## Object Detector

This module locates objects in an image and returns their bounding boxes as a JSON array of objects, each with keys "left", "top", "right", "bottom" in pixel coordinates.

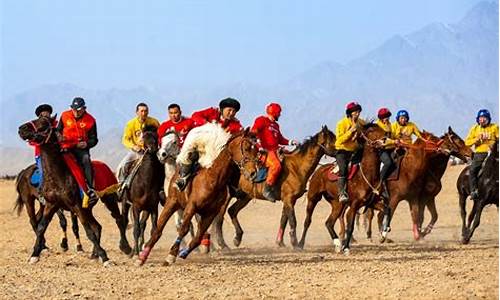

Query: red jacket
[
  {"left": 58, "top": 110, "right": 97, "bottom": 149},
  {"left": 157, "top": 117, "right": 195, "bottom": 147},
  {"left": 251, "top": 116, "right": 289, "bottom": 151},
  {"left": 191, "top": 107, "right": 243, "bottom": 135}
]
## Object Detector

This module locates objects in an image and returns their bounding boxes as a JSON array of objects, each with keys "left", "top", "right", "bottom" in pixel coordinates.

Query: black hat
[
  {"left": 219, "top": 97, "right": 240, "bottom": 112},
  {"left": 35, "top": 104, "right": 53, "bottom": 117},
  {"left": 70, "top": 97, "right": 86, "bottom": 110}
]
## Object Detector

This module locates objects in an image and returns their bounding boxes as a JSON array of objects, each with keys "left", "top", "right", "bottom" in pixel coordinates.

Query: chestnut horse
[
  {"left": 212, "top": 126, "right": 336, "bottom": 249},
  {"left": 457, "top": 142, "right": 498, "bottom": 244},
  {"left": 298, "top": 124, "right": 388, "bottom": 253},
  {"left": 18, "top": 116, "right": 129, "bottom": 265},
  {"left": 138, "top": 127, "right": 259, "bottom": 265}
]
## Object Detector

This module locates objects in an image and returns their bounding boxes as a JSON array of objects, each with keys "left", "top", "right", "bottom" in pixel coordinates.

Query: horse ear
[
  {"left": 51, "top": 113, "right": 58, "bottom": 123},
  {"left": 448, "top": 126, "right": 453, "bottom": 134},
  {"left": 244, "top": 127, "right": 250, "bottom": 136}
]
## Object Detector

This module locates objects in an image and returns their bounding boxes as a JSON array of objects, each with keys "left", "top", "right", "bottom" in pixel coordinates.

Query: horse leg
[
  {"left": 298, "top": 193, "right": 321, "bottom": 249},
  {"left": 138, "top": 210, "right": 150, "bottom": 252},
  {"left": 179, "top": 211, "right": 219, "bottom": 260},
  {"left": 138, "top": 199, "right": 179, "bottom": 265},
  {"left": 459, "top": 192, "right": 469, "bottom": 243},
  {"left": 29, "top": 203, "right": 58, "bottom": 263},
  {"left": 166, "top": 204, "right": 197, "bottom": 264},
  {"left": 76, "top": 208, "right": 110, "bottom": 264},
  {"left": 285, "top": 199, "right": 300, "bottom": 249},
  {"left": 56, "top": 209, "right": 69, "bottom": 251},
  {"left": 421, "top": 197, "right": 438, "bottom": 238},
  {"left": 341, "top": 201, "right": 360, "bottom": 255},
  {"left": 131, "top": 206, "right": 141, "bottom": 257},
  {"left": 365, "top": 208, "right": 374, "bottom": 240},
  {"left": 101, "top": 194, "right": 132, "bottom": 255},
  {"left": 409, "top": 200, "right": 421, "bottom": 241},
  {"left": 325, "top": 201, "right": 345, "bottom": 253},
  {"left": 276, "top": 205, "right": 289, "bottom": 247},
  {"left": 89, "top": 213, "right": 103, "bottom": 260},
  {"left": 464, "top": 200, "right": 486, "bottom": 244},
  {"left": 71, "top": 213, "right": 83, "bottom": 252},
  {"left": 228, "top": 195, "right": 251, "bottom": 247},
  {"left": 150, "top": 208, "right": 158, "bottom": 240},
  {"left": 212, "top": 199, "right": 231, "bottom": 250}
]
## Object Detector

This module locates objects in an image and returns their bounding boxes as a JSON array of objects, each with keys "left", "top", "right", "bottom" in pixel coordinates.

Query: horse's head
[
  {"left": 316, "top": 125, "right": 336, "bottom": 156},
  {"left": 142, "top": 125, "right": 159, "bottom": 153},
  {"left": 18, "top": 116, "right": 57, "bottom": 145},
  {"left": 358, "top": 122, "right": 386, "bottom": 147},
  {"left": 441, "top": 127, "right": 473, "bottom": 163},
  {"left": 227, "top": 128, "right": 259, "bottom": 181},
  {"left": 157, "top": 131, "right": 181, "bottom": 164}
]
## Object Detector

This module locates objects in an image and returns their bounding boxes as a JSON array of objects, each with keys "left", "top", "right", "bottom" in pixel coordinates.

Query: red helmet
[
  {"left": 266, "top": 102, "right": 282, "bottom": 118},
  {"left": 377, "top": 108, "right": 392, "bottom": 119},
  {"left": 345, "top": 101, "right": 362, "bottom": 116}
]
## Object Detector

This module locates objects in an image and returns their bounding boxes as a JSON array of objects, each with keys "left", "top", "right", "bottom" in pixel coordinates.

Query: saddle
[
  {"left": 30, "top": 167, "right": 42, "bottom": 188},
  {"left": 253, "top": 148, "right": 286, "bottom": 183},
  {"left": 386, "top": 153, "right": 404, "bottom": 181},
  {"left": 325, "top": 162, "right": 359, "bottom": 182}
]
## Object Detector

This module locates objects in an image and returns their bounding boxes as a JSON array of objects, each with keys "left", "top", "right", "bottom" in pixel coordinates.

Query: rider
[
  {"left": 30, "top": 104, "right": 56, "bottom": 203},
  {"left": 391, "top": 109, "right": 422, "bottom": 143},
  {"left": 375, "top": 107, "right": 396, "bottom": 199},
  {"left": 157, "top": 103, "right": 194, "bottom": 148},
  {"left": 117, "top": 102, "right": 160, "bottom": 184},
  {"left": 334, "top": 101, "right": 365, "bottom": 203},
  {"left": 176, "top": 97, "right": 243, "bottom": 191},
  {"left": 465, "top": 109, "right": 499, "bottom": 200},
  {"left": 57, "top": 97, "right": 98, "bottom": 202},
  {"left": 251, "top": 102, "right": 297, "bottom": 202}
]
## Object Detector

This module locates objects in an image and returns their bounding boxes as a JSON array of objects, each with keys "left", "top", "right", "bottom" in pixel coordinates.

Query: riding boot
[
  {"left": 262, "top": 184, "right": 278, "bottom": 203},
  {"left": 381, "top": 180, "right": 390, "bottom": 200},
  {"left": 175, "top": 163, "right": 193, "bottom": 191},
  {"left": 337, "top": 177, "right": 349, "bottom": 203}
]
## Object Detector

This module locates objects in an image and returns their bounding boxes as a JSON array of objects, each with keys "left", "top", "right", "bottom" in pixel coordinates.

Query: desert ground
[{"left": 0, "top": 165, "right": 497, "bottom": 299}]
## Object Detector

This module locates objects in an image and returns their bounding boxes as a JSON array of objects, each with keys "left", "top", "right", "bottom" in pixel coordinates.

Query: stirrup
[{"left": 338, "top": 193, "right": 349, "bottom": 203}]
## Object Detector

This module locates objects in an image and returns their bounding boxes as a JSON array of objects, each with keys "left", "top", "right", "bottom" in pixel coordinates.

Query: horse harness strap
[
  {"left": 120, "top": 153, "right": 146, "bottom": 199},
  {"left": 359, "top": 163, "right": 382, "bottom": 196}
]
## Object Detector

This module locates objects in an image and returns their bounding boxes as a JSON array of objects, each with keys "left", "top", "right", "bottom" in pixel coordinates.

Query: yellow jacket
[
  {"left": 335, "top": 116, "right": 364, "bottom": 151},
  {"left": 391, "top": 121, "right": 422, "bottom": 143},
  {"left": 376, "top": 119, "right": 396, "bottom": 149},
  {"left": 122, "top": 116, "right": 160, "bottom": 149},
  {"left": 465, "top": 123, "right": 499, "bottom": 153}
]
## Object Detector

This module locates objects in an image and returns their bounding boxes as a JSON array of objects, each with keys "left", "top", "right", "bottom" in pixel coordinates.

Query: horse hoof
[
  {"left": 461, "top": 238, "right": 470, "bottom": 245},
  {"left": 60, "top": 238, "right": 69, "bottom": 252},
  {"left": 233, "top": 238, "right": 242, "bottom": 247},
  {"left": 276, "top": 240, "right": 286, "bottom": 248},
  {"left": 165, "top": 254, "right": 176, "bottom": 265},
  {"left": 199, "top": 245, "right": 209, "bottom": 255},
  {"left": 29, "top": 256, "right": 40, "bottom": 264},
  {"left": 120, "top": 243, "right": 132, "bottom": 255},
  {"left": 342, "top": 248, "right": 350, "bottom": 256},
  {"left": 76, "top": 245, "right": 84, "bottom": 252},
  {"left": 179, "top": 248, "right": 189, "bottom": 259},
  {"left": 333, "top": 239, "right": 342, "bottom": 253},
  {"left": 135, "top": 259, "right": 145, "bottom": 267},
  {"left": 103, "top": 260, "right": 115, "bottom": 268},
  {"left": 90, "top": 253, "right": 99, "bottom": 260}
]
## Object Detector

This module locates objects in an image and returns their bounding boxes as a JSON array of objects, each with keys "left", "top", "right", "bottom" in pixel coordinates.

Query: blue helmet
[
  {"left": 396, "top": 110, "right": 409, "bottom": 122},
  {"left": 476, "top": 109, "right": 491, "bottom": 125}
]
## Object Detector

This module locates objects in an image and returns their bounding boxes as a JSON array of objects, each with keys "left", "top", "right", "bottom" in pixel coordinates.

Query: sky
[{"left": 1, "top": 0, "right": 487, "bottom": 99}]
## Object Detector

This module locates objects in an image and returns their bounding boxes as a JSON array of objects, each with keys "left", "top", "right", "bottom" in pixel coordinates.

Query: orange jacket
[{"left": 58, "top": 110, "right": 98, "bottom": 149}]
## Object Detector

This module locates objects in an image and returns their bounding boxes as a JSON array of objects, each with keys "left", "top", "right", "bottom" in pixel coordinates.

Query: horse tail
[{"left": 14, "top": 193, "right": 25, "bottom": 216}]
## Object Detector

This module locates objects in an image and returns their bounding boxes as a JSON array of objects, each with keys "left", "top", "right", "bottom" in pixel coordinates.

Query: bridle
[
  {"left": 233, "top": 136, "right": 259, "bottom": 181},
  {"left": 28, "top": 118, "right": 54, "bottom": 144}
]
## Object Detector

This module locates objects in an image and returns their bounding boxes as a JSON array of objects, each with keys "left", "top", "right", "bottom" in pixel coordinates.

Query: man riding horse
[
  {"left": 57, "top": 97, "right": 99, "bottom": 203},
  {"left": 176, "top": 97, "right": 243, "bottom": 191},
  {"left": 250, "top": 102, "right": 297, "bottom": 202},
  {"left": 157, "top": 103, "right": 194, "bottom": 148},
  {"left": 465, "top": 109, "right": 499, "bottom": 200}
]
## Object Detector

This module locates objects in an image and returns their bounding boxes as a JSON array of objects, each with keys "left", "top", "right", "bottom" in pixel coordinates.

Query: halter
[
  {"left": 28, "top": 119, "right": 53, "bottom": 144},
  {"left": 233, "top": 136, "right": 259, "bottom": 181}
]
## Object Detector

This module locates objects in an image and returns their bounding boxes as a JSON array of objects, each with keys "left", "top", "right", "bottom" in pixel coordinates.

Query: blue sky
[{"left": 1, "top": 0, "right": 486, "bottom": 98}]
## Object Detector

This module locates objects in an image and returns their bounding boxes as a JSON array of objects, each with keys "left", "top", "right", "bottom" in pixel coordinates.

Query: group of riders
[{"left": 29, "top": 97, "right": 498, "bottom": 206}]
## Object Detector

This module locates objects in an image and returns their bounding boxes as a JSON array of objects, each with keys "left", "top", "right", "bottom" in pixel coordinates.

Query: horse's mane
[{"left": 176, "top": 123, "right": 231, "bottom": 168}]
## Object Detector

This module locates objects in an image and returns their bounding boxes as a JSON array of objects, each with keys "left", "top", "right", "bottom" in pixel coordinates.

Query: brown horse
[
  {"left": 138, "top": 127, "right": 260, "bottom": 265},
  {"left": 121, "top": 126, "right": 165, "bottom": 257},
  {"left": 298, "top": 124, "right": 388, "bottom": 253},
  {"left": 457, "top": 142, "right": 498, "bottom": 244},
  {"left": 212, "top": 126, "right": 336, "bottom": 250},
  {"left": 15, "top": 164, "right": 84, "bottom": 252},
  {"left": 18, "top": 116, "right": 129, "bottom": 265}
]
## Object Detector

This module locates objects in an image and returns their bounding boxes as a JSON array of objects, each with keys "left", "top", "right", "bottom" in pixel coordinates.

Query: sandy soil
[{"left": 0, "top": 165, "right": 497, "bottom": 299}]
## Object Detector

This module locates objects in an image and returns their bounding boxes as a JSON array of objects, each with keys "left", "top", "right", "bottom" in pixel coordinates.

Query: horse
[
  {"left": 212, "top": 125, "right": 336, "bottom": 249},
  {"left": 120, "top": 126, "right": 165, "bottom": 257},
  {"left": 457, "top": 141, "right": 498, "bottom": 244},
  {"left": 138, "top": 125, "right": 260, "bottom": 265},
  {"left": 15, "top": 164, "right": 84, "bottom": 252},
  {"left": 18, "top": 115, "right": 130, "bottom": 265},
  {"left": 298, "top": 123, "right": 388, "bottom": 253}
]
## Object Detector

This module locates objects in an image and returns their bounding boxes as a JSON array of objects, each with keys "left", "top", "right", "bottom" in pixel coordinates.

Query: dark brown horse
[
  {"left": 15, "top": 164, "right": 84, "bottom": 252},
  {"left": 18, "top": 116, "right": 129, "bottom": 265},
  {"left": 121, "top": 126, "right": 165, "bottom": 256},
  {"left": 298, "top": 124, "right": 388, "bottom": 253},
  {"left": 138, "top": 127, "right": 259, "bottom": 265},
  {"left": 212, "top": 126, "right": 336, "bottom": 250},
  {"left": 457, "top": 142, "right": 498, "bottom": 244}
]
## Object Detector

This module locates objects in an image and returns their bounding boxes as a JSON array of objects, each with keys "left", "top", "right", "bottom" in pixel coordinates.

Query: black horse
[
  {"left": 121, "top": 125, "right": 165, "bottom": 257},
  {"left": 18, "top": 115, "right": 130, "bottom": 265},
  {"left": 457, "top": 142, "right": 499, "bottom": 244}
]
